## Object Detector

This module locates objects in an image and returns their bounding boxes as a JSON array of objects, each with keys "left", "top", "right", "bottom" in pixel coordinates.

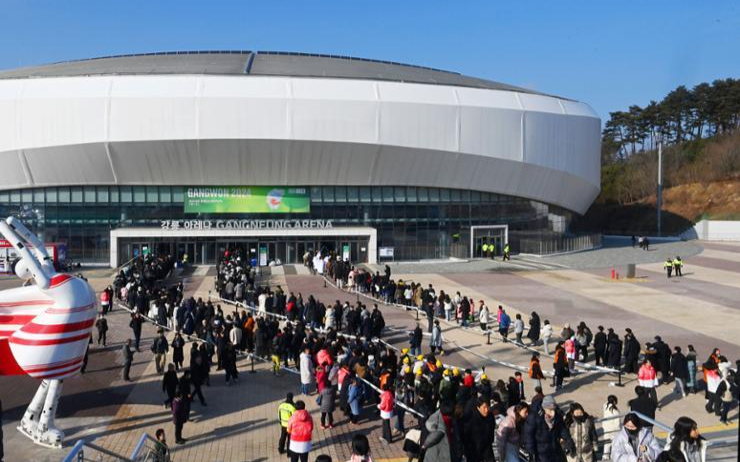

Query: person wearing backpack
[{"left": 716, "top": 370, "right": 737, "bottom": 425}]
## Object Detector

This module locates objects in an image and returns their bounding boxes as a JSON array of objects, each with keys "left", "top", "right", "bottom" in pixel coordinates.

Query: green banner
[{"left": 184, "top": 187, "right": 310, "bottom": 214}]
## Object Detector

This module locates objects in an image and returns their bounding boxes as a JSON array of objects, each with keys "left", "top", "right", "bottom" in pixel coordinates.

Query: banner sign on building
[
  {"left": 184, "top": 187, "right": 310, "bottom": 214},
  {"left": 161, "top": 219, "right": 332, "bottom": 230}
]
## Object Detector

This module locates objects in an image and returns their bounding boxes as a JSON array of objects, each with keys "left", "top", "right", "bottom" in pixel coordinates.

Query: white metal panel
[
  {"left": 0, "top": 80, "right": 22, "bottom": 152},
  {"left": 517, "top": 93, "right": 564, "bottom": 114},
  {"left": 459, "top": 106, "right": 522, "bottom": 161},
  {"left": 291, "top": 99, "right": 378, "bottom": 144},
  {"left": 455, "top": 87, "right": 521, "bottom": 110},
  {"left": 22, "top": 143, "right": 114, "bottom": 185},
  {"left": 378, "top": 101, "right": 458, "bottom": 152},
  {"left": 0, "top": 151, "right": 29, "bottom": 189}
]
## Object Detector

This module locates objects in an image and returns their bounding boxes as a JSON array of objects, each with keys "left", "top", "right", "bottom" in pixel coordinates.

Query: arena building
[{"left": 0, "top": 51, "right": 601, "bottom": 266}]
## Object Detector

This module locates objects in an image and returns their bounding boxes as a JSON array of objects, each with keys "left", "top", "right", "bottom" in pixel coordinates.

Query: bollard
[
  {"left": 249, "top": 354, "right": 256, "bottom": 374},
  {"left": 415, "top": 308, "right": 419, "bottom": 321},
  {"left": 487, "top": 330, "right": 491, "bottom": 345},
  {"left": 324, "top": 279, "right": 327, "bottom": 288},
  {"left": 611, "top": 268, "right": 615, "bottom": 280}
]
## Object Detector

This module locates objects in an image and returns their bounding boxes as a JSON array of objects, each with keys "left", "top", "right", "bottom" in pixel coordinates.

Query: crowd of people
[{"left": 110, "top": 250, "right": 738, "bottom": 462}]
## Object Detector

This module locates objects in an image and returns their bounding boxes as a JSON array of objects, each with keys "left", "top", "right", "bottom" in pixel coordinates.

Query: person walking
[
  {"left": 277, "top": 393, "right": 296, "bottom": 454},
  {"left": 130, "top": 312, "right": 144, "bottom": 351},
  {"left": 409, "top": 324, "right": 423, "bottom": 357},
  {"left": 523, "top": 395, "right": 575, "bottom": 462},
  {"left": 602, "top": 396, "right": 620, "bottom": 456},
  {"left": 609, "top": 413, "right": 661, "bottom": 462},
  {"left": 686, "top": 345, "right": 698, "bottom": 394},
  {"left": 287, "top": 400, "right": 314, "bottom": 462},
  {"left": 378, "top": 383, "right": 395, "bottom": 444},
  {"left": 553, "top": 343, "right": 569, "bottom": 390},
  {"left": 514, "top": 314, "right": 525, "bottom": 344},
  {"left": 95, "top": 313, "right": 108, "bottom": 347},
  {"left": 479, "top": 302, "right": 489, "bottom": 332},
  {"left": 171, "top": 332, "right": 185, "bottom": 371},
  {"left": 152, "top": 428, "right": 170, "bottom": 462},
  {"left": 529, "top": 354, "right": 545, "bottom": 390},
  {"left": 716, "top": 370, "right": 737, "bottom": 424},
  {"left": 664, "top": 258, "right": 673, "bottom": 278},
  {"left": 670, "top": 346, "right": 689, "bottom": 398},
  {"left": 542, "top": 320, "right": 553, "bottom": 355},
  {"left": 349, "top": 434, "right": 374, "bottom": 462},
  {"left": 299, "top": 346, "right": 315, "bottom": 395},
  {"left": 430, "top": 320, "right": 444, "bottom": 355},
  {"left": 162, "top": 364, "right": 178, "bottom": 408},
  {"left": 497, "top": 402, "right": 530, "bottom": 462},
  {"left": 664, "top": 417, "right": 706, "bottom": 462},
  {"left": 673, "top": 256, "right": 684, "bottom": 277},
  {"left": 499, "top": 309, "right": 511, "bottom": 342},
  {"left": 527, "top": 312, "right": 541, "bottom": 346},
  {"left": 319, "top": 379, "right": 336, "bottom": 429},
  {"left": 171, "top": 391, "right": 188, "bottom": 444},
  {"left": 122, "top": 339, "right": 134, "bottom": 381},
  {"left": 564, "top": 403, "right": 598, "bottom": 462},
  {"left": 503, "top": 242, "right": 511, "bottom": 261},
  {"left": 152, "top": 330, "right": 169, "bottom": 375},
  {"left": 464, "top": 395, "right": 496, "bottom": 462}
]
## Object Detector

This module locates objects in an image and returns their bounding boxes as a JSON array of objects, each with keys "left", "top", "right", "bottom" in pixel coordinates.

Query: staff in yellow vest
[
  {"left": 481, "top": 243, "right": 489, "bottom": 258},
  {"left": 503, "top": 243, "right": 511, "bottom": 261},
  {"left": 673, "top": 256, "right": 683, "bottom": 277},
  {"left": 277, "top": 393, "right": 296, "bottom": 454},
  {"left": 664, "top": 258, "right": 673, "bottom": 278}
]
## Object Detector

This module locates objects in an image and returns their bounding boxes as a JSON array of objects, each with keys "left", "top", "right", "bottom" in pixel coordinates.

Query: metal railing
[
  {"left": 516, "top": 232, "right": 602, "bottom": 256},
  {"left": 62, "top": 433, "right": 163, "bottom": 462}
]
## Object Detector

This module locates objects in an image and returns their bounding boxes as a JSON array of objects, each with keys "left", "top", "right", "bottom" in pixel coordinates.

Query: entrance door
[
  {"left": 177, "top": 242, "right": 196, "bottom": 264},
  {"left": 471, "top": 226, "right": 507, "bottom": 259}
]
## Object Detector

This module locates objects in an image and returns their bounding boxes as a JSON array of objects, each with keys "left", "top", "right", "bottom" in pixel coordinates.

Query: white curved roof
[{"left": 0, "top": 71, "right": 601, "bottom": 213}]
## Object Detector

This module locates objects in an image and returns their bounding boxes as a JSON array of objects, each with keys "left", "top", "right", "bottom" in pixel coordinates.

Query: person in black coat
[
  {"left": 172, "top": 333, "right": 185, "bottom": 371},
  {"left": 523, "top": 395, "right": 574, "bottom": 462},
  {"left": 162, "top": 364, "right": 179, "bottom": 408},
  {"left": 129, "top": 313, "right": 144, "bottom": 351},
  {"left": 593, "top": 326, "right": 607, "bottom": 366},
  {"left": 652, "top": 336, "right": 672, "bottom": 382},
  {"left": 670, "top": 346, "right": 689, "bottom": 397},
  {"left": 622, "top": 329, "right": 640, "bottom": 373},
  {"left": 628, "top": 386, "right": 657, "bottom": 429},
  {"left": 463, "top": 396, "right": 496, "bottom": 462},
  {"left": 606, "top": 333, "right": 622, "bottom": 369},
  {"left": 527, "top": 312, "right": 541, "bottom": 345}
]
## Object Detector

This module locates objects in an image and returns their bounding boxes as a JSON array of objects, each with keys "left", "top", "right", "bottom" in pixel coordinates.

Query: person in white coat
[
  {"left": 542, "top": 320, "right": 554, "bottom": 355},
  {"left": 299, "top": 347, "right": 315, "bottom": 396},
  {"left": 610, "top": 413, "right": 661, "bottom": 462},
  {"left": 601, "top": 395, "right": 621, "bottom": 456},
  {"left": 663, "top": 417, "right": 706, "bottom": 462},
  {"left": 479, "top": 303, "right": 490, "bottom": 331},
  {"left": 324, "top": 305, "right": 336, "bottom": 330},
  {"left": 430, "top": 320, "right": 444, "bottom": 355}
]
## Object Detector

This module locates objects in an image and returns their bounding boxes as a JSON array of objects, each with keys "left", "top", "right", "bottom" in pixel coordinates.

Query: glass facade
[{"left": 0, "top": 186, "right": 572, "bottom": 263}]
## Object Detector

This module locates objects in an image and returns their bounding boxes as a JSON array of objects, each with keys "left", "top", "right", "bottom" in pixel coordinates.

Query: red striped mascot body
[{"left": 0, "top": 217, "right": 96, "bottom": 448}]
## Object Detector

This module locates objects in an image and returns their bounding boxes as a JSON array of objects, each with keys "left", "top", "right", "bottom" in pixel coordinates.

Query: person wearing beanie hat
[{"left": 523, "top": 395, "right": 575, "bottom": 462}]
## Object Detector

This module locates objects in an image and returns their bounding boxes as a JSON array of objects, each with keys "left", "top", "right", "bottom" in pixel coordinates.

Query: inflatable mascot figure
[{"left": 0, "top": 217, "right": 96, "bottom": 448}]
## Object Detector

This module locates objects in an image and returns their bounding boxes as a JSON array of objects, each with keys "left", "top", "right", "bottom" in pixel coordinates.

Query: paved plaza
[{"left": 1, "top": 240, "right": 739, "bottom": 461}]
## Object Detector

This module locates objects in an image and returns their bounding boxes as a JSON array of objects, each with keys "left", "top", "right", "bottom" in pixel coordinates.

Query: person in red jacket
[
  {"left": 638, "top": 359, "right": 659, "bottom": 405},
  {"left": 287, "top": 400, "right": 314, "bottom": 462},
  {"left": 378, "top": 383, "right": 395, "bottom": 444}
]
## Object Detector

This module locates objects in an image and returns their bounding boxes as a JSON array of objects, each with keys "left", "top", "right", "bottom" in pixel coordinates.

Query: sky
[{"left": 1, "top": 1, "right": 739, "bottom": 123}]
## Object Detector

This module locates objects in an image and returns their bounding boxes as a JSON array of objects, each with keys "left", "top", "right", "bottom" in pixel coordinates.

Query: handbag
[
  {"left": 518, "top": 447, "right": 531, "bottom": 462},
  {"left": 403, "top": 429, "right": 422, "bottom": 454}
]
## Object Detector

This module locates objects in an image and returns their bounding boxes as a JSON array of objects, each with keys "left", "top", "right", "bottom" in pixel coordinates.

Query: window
[
  {"left": 439, "top": 189, "right": 450, "bottom": 202},
  {"left": 359, "top": 187, "right": 372, "bottom": 203},
  {"left": 394, "top": 187, "right": 406, "bottom": 203},
  {"left": 84, "top": 187, "right": 96, "bottom": 203},
  {"left": 33, "top": 189, "right": 44, "bottom": 203},
  {"left": 471, "top": 191, "right": 481, "bottom": 202},
  {"left": 428, "top": 188, "right": 440, "bottom": 202},
  {"left": 172, "top": 187, "right": 184, "bottom": 203},
  {"left": 310, "top": 187, "right": 322, "bottom": 203},
  {"left": 406, "top": 187, "right": 417, "bottom": 203},
  {"left": 346, "top": 186, "right": 359, "bottom": 203},
  {"left": 371, "top": 187, "right": 382, "bottom": 203},
  {"left": 22, "top": 190, "right": 32, "bottom": 203},
  {"left": 120, "top": 187, "right": 132, "bottom": 203},
  {"left": 159, "top": 187, "right": 171, "bottom": 203},
  {"left": 322, "top": 187, "right": 334, "bottom": 203},
  {"left": 0, "top": 191, "right": 8, "bottom": 202},
  {"left": 334, "top": 186, "right": 346, "bottom": 203},
  {"left": 58, "top": 188, "right": 70, "bottom": 203},
  {"left": 71, "top": 188, "right": 83, "bottom": 203},
  {"left": 97, "top": 187, "right": 109, "bottom": 203},
  {"left": 418, "top": 188, "right": 429, "bottom": 202},
  {"left": 110, "top": 188, "right": 120, "bottom": 203},
  {"left": 133, "top": 187, "right": 146, "bottom": 203},
  {"left": 146, "top": 186, "right": 158, "bottom": 203},
  {"left": 382, "top": 187, "right": 394, "bottom": 203}
]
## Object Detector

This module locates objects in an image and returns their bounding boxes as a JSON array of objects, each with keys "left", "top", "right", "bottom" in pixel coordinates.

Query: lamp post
[{"left": 657, "top": 137, "right": 663, "bottom": 237}]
